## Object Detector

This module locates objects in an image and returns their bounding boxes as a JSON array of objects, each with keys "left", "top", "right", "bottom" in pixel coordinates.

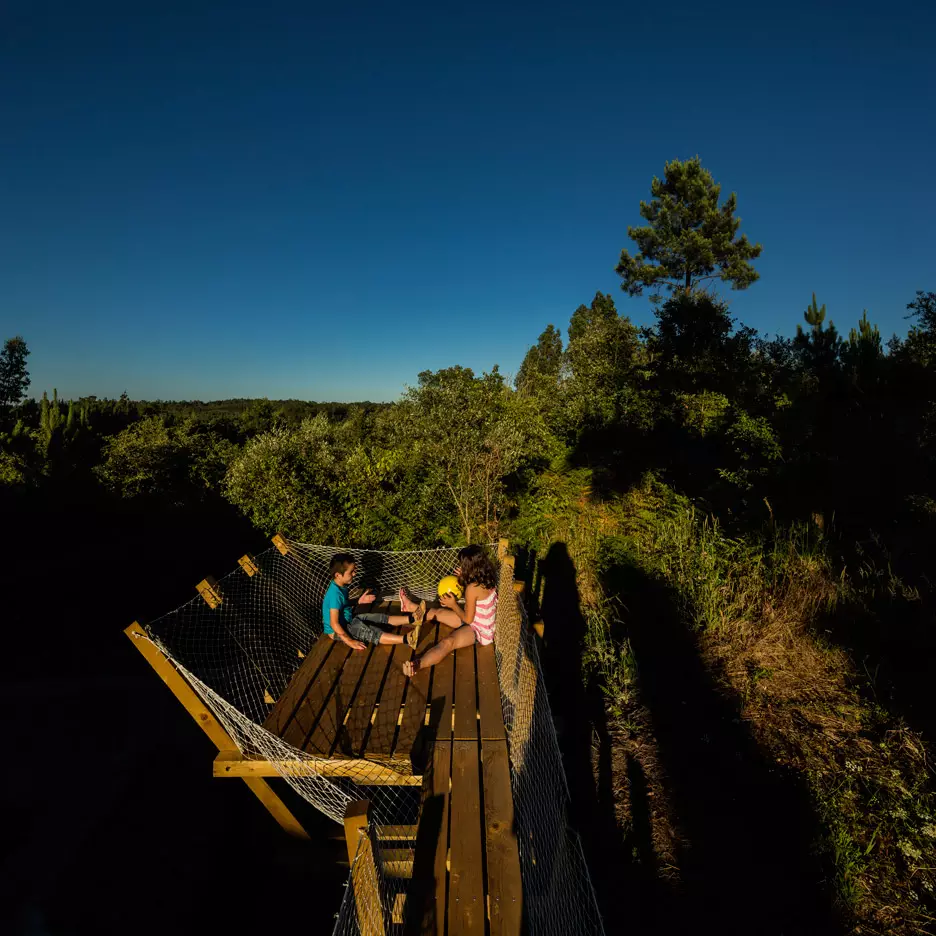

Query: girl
[{"left": 400, "top": 544, "right": 498, "bottom": 677}]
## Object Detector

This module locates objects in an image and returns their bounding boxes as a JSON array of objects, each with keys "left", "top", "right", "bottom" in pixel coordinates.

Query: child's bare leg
[
  {"left": 387, "top": 614, "right": 412, "bottom": 626},
  {"left": 426, "top": 608, "right": 462, "bottom": 629},
  {"left": 378, "top": 632, "right": 404, "bottom": 645},
  {"left": 403, "top": 625, "right": 475, "bottom": 677}
]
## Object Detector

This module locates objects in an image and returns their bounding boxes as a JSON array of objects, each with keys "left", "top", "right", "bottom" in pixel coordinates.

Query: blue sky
[{"left": 2, "top": 0, "right": 934, "bottom": 402}]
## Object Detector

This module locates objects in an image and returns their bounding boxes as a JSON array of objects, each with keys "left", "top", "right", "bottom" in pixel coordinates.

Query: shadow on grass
[{"left": 534, "top": 541, "right": 843, "bottom": 936}]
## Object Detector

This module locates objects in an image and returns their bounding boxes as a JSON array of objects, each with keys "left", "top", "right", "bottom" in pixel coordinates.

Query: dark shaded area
[
  {"left": 818, "top": 583, "right": 936, "bottom": 749},
  {"left": 534, "top": 542, "right": 668, "bottom": 931},
  {"left": 534, "top": 541, "right": 843, "bottom": 936},
  {"left": 0, "top": 491, "right": 346, "bottom": 936}
]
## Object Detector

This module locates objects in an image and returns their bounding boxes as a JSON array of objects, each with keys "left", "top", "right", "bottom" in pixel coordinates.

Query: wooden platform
[{"left": 256, "top": 604, "right": 523, "bottom": 934}]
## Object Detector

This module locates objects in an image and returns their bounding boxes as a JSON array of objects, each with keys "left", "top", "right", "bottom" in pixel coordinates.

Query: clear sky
[{"left": 2, "top": 0, "right": 934, "bottom": 402}]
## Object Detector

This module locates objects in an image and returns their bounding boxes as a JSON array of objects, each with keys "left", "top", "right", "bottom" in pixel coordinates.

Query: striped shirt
[{"left": 469, "top": 588, "right": 498, "bottom": 646}]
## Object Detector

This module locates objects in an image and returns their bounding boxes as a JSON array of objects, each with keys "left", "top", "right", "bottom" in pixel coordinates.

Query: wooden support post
[
  {"left": 238, "top": 554, "right": 260, "bottom": 577},
  {"left": 343, "top": 800, "right": 387, "bottom": 936},
  {"left": 272, "top": 533, "right": 289, "bottom": 556},
  {"left": 497, "top": 538, "right": 509, "bottom": 560},
  {"left": 195, "top": 576, "right": 222, "bottom": 609},
  {"left": 123, "top": 622, "right": 309, "bottom": 839}
]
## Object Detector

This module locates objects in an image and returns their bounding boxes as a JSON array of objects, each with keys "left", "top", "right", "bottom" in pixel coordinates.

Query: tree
[
  {"left": 616, "top": 157, "right": 762, "bottom": 299},
  {"left": 794, "top": 293, "right": 841, "bottom": 377},
  {"left": 0, "top": 336, "right": 30, "bottom": 411},
  {"left": 516, "top": 324, "right": 563, "bottom": 394},
  {"left": 400, "top": 366, "right": 554, "bottom": 543},
  {"left": 568, "top": 291, "right": 618, "bottom": 342},
  {"left": 95, "top": 415, "right": 235, "bottom": 505},
  {"left": 560, "top": 293, "right": 648, "bottom": 442}
]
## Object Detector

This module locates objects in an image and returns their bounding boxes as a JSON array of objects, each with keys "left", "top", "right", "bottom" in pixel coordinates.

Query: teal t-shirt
[{"left": 322, "top": 580, "right": 353, "bottom": 635}]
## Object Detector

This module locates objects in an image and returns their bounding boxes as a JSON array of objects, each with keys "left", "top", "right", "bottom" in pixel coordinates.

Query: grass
[
  {"left": 514, "top": 469, "right": 936, "bottom": 934},
  {"left": 614, "top": 477, "right": 936, "bottom": 933}
]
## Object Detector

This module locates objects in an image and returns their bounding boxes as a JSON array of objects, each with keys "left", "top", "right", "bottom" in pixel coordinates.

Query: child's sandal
[{"left": 406, "top": 600, "right": 426, "bottom": 649}]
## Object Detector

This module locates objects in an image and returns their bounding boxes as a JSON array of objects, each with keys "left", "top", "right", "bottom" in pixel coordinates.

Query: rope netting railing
[
  {"left": 138, "top": 536, "right": 604, "bottom": 935},
  {"left": 142, "top": 539, "right": 467, "bottom": 826}
]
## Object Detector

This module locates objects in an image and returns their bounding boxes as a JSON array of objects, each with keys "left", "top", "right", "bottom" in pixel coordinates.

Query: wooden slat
[
  {"left": 376, "top": 825, "right": 418, "bottom": 841},
  {"left": 449, "top": 740, "right": 485, "bottom": 934},
  {"left": 311, "top": 643, "right": 373, "bottom": 757},
  {"left": 405, "top": 740, "right": 452, "bottom": 936},
  {"left": 393, "top": 622, "right": 439, "bottom": 760},
  {"left": 263, "top": 636, "right": 335, "bottom": 737},
  {"left": 213, "top": 751, "right": 421, "bottom": 785},
  {"left": 281, "top": 642, "right": 351, "bottom": 751},
  {"left": 475, "top": 644, "right": 506, "bottom": 741},
  {"left": 427, "top": 638, "right": 455, "bottom": 742},
  {"left": 342, "top": 644, "right": 395, "bottom": 756},
  {"left": 453, "top": 643, "right": 478, "bottom": 741},
  {"left": 367, "top": 640, "right": 415, "bottom": 757},
  {"left": 482, "top": 739, "right": 523, "bottom": 935}
]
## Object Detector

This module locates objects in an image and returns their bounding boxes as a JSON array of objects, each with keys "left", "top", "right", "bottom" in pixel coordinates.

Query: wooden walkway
[
  {"left": 252, "top": 605, "right": 523, "bottom": 935},
  {"left": 127, "top": 582, "right": 525, "bottom": 934}
]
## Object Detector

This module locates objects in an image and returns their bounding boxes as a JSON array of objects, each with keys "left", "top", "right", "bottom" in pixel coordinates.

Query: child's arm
[
  {"left": 353, "top": 589, "right": 376, "bottom": 608},
  {"left": 329, "top": 608, "right": 366, "bottom": 650},
  {"left": 439, "top": 585, "right": 478, "bottom": 624}
]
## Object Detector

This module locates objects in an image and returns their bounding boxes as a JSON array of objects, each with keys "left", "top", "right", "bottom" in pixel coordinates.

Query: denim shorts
[{"left": 346, "top": 613, "right": 390, "bottom": 645}]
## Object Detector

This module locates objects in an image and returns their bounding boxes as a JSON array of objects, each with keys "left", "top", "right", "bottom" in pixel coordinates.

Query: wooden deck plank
[
  {"left": 482, "top": 739, "right": 523, "bottom": 934},
  {"left": 448, "top": 740, "right": 485, "bottom": 934},
  {"left": 281, "top": 641, "right": 351, "bottom": 751},
  {"left": 405, "top": 740, "right": 452, "bottom": 936},
  {"left": 309, "top": 643, "right": 373, "bottom": 757},
  {"left": 366, "top": 641, "right": 414, "bottom": 758},
  {"left": 475, "top": 644, "right": 506, "bottom": 741},
  {"left": 393, "top": 622, "right": 439, "bottom": 761},
  {"left": 263, "top": 636, "right": 335, "bottom": 737},
  {"left": 341, "top": 644, "right": 395, "bottom": 757},
  {"left": 427, "top": 637, "right": 456, "bottom": 742},
  {"left": 453, "top": 643, "right": 479, "bottom": 741}
]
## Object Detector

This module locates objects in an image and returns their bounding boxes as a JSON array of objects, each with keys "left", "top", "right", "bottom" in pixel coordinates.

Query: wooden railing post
[
  {"left": 123, "top": 621, "right": 309, "bottom": 839},
  {"left": 343, "top": 800, "right": 387, "bottom": 936}
]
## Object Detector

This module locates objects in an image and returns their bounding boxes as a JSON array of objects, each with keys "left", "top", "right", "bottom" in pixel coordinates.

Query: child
[
  {"left": 401, "top": 544, "right": 498, "bottom": 676},
  {"left": 323, "top": 552, "right": 424, "bottom": 650}
]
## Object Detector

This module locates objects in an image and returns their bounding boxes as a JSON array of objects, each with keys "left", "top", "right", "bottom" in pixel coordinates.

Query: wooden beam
[
  {"left": 272, "top": 532, "right": 289, "bottom": 555},
  {"left": 238, "top": 554, "right": 260, "bottom": 577},
  {"left": 124, "top": 622, "right": 310, "bottom": 838},
  {"left": 195, "top": 576, "right": 222, "bottom": 609},
  {"left": 124, "top": 622, "right": 234, "bottom": 751},
  {"left": 213, "top": 751, "right": 422, "bottom": 786},
  {"left": 344, "top": 800, "right": 387, "bottom": 936},
  {"left": 497, "top": 538, "right": 509, "bottom": 560},
  {"left": 241, "top": 777, "right": 309, "bottom": 839}
]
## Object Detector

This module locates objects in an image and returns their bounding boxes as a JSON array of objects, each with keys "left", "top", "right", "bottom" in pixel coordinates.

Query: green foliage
[
  {"left": 400, "top": 366, "right": 556, "bottom": 543},
  {"left": 716, "top": 409, "right": 783, "bottom": 492},
  {"left": 516, "top": 324, "right": 563, "bottom": 392},
  {"left": 0, "top": 336, "right": 30, "bottom": 411},
  {"left": 95, "top": 416, "right": 235, "bottom": 504},
  {"left": 560, "top": 293, "right": 649, "bottom": 440},
  {"left": 615, "top": 157, "right": 762, "bottom": 299}
]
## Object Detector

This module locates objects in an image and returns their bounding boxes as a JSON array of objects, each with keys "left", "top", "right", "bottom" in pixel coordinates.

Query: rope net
[{"left": 141, "top": 537, "right": 603, "bottom": 935}]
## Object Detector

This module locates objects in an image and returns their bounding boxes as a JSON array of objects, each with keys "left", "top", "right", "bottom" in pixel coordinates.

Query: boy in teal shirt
[{"left": 323, "top": 552, "right": 424, "bottom": 650}]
